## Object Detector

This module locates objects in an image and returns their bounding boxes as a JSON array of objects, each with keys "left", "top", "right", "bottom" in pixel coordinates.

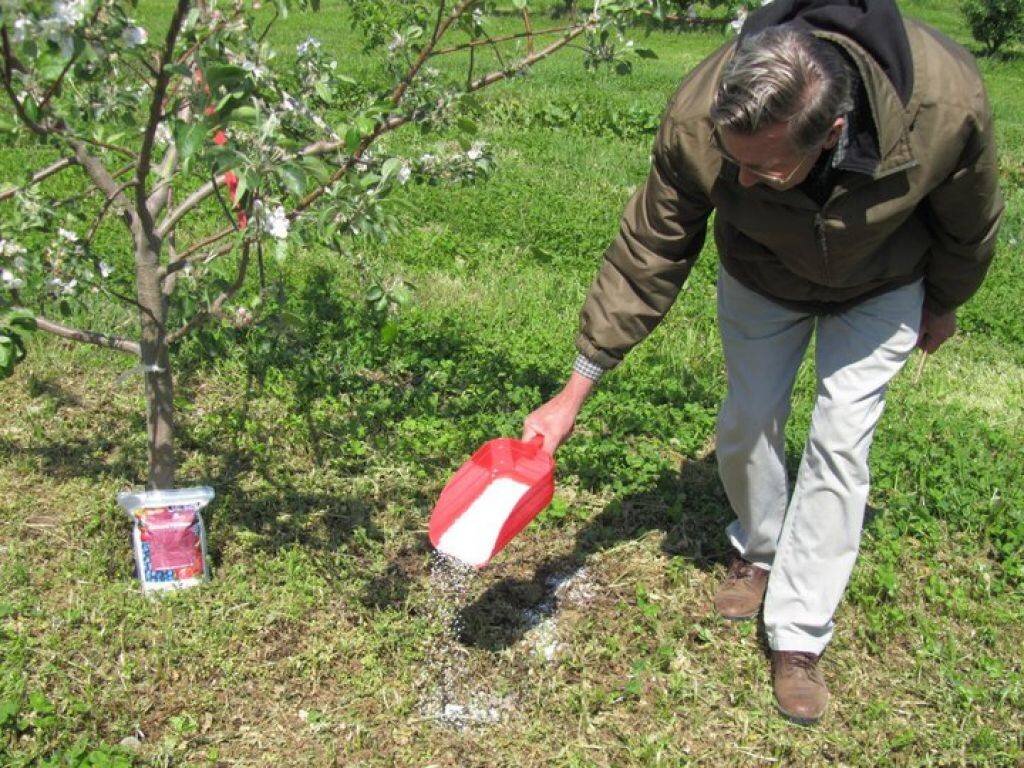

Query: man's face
[{"left": 715, "top": 118, "right": 844, "bottom": 191}]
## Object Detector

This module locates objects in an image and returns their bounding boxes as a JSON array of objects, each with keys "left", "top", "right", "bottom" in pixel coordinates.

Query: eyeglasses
[{"left": 709, "top": 130, "right": 820, "bottom": 186}]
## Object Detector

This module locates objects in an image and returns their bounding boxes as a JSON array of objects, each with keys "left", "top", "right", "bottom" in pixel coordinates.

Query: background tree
[
  {"left": 960, "top": 0, "right": 1024, "bottom": 56},
  {"left": 0, "top": 0, "right": 663, "bottom": 489}
]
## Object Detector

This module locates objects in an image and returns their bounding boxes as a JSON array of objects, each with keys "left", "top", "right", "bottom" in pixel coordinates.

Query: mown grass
[{"left": 1, "top": 1, "right": 1022, "bottom": 766}]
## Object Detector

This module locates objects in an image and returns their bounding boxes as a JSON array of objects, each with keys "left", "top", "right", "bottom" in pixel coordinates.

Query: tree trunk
[{"left": 135, "top": 230, "right": 176, "bottom": 489}]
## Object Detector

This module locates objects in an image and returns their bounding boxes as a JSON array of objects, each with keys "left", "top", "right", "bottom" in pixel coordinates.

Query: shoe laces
[
  {"left": 779, "top": 651, "right": 821, "bottom": 681},
  {"left": 727, "top": 556, "right": 757, "bottom": 583}
]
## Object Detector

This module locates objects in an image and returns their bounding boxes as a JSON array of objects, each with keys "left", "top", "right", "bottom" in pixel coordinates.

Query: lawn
[{"left": 0, "top": 1, "right": 1022, "bottom": 765}]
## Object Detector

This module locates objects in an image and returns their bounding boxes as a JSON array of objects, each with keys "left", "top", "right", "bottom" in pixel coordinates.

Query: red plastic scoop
[{"left": 428, "top": 435, "right": 555, "bottom": 567}]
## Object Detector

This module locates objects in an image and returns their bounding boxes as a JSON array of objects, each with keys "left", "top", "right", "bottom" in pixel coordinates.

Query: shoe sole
[
  {"left": 715, "top": 605, "right": 761, "bottom": 621},
  {"left": 777, "top": 704, "right": 826, "bottom": 726}
]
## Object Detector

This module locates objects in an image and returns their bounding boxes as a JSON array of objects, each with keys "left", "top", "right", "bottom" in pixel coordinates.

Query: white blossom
[
  {"left": 241, "top": 58, "right": 267, "bottom": 80},
  {"left": 58, "top": 227, "right": 79, "bottom": 242},
  {"left": 397, "top": 164, "right": 412, "bottom": 185},
  {"left": 466, "top": 141, "right": 485, "bottom": 161},
  {"left": 255, "top": 201, "right": 289, "bottom": 240},
  {"left": 52, "top": 0, "right": 88, "bottom": 28},
  {"left": 388, "top": 32, "right": 405, "bottom": 52},
  {"left": 296, "top": 36, "right": 321, "bottom": 56},
  {"left": 121, "top": 25, "right": 148, "bottom": 47},
  {"left": 472, "top": 7, "right": 485, "bottom": 26},
  {"left": 98, "top": 261, "right": 113, "bottom": 278},
  {"left": 1, "top": 268, "right": 24, "bottom": 290},
  {"left": 0, "top": 239, "right": 27, "bottom": 258},
  {"left": 11, "top": 16, "right": 33, "bottom": 43},
  {"left": 13, "top": 255, "right": 27, "bottom": 272},
  {"left": 155, "top": 122, "right": 172, "bottom": 145},
  {"left": 47, "top": 276, "right": 77, "bottom": 294}
]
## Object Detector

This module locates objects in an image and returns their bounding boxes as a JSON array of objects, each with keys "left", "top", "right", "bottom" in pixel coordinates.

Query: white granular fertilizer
[{"left": 436, "top": 477, "right": 531, "bottom": 566}]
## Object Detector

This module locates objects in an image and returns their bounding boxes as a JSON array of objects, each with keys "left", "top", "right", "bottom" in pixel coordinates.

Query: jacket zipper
[{"left": 814, "top": 214, "right": 831, "bottom": 284}]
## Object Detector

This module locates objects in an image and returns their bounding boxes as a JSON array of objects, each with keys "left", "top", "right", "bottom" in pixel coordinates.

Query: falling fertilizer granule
[
  {"left": 419, "top": 552, "right": 511, "bottom": 729},
  {"left": 435, "top": 478, "right": 531, "bottom": 567}
]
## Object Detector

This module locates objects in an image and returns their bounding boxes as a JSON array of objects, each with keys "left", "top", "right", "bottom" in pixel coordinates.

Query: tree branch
[
  {"left": 85, "top": 180, "right": 139, "bottom": 245},
  {"left": 166, "top": 240, "right": 250, "bottom": 344},
  {"left": 0, "top": 158, "right": 78, "bottom": 203},
  {"left": 390, "top": 0, "right": 475, "bottom": 108},
  {"left": 65, "top": 138, "right": 136, "bottom": 227},
  {"left": 433, "top": 25, "right": 575, "bottom": 56},
  {"left": 159, "top": 226, "right": 236, "bottom": 279},
  {"left": 136, "top": 0, "right": 191, "bottom": 224},
  {"left": 156, "top": 176, "right": 221, "bottom": 238},
  {"left": 33, "top": 315, "right": 141, "bottom": 357},
  {"left": 1, "top": 27, "right": 46, "bottom": 136}
]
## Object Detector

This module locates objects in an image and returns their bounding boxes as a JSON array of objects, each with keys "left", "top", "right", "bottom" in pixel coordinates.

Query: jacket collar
[{"left": 812, "top": 31, "right": 917, "bottom": 178}]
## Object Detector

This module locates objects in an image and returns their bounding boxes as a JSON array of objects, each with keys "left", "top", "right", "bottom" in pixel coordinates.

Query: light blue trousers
[{"left": 715, "top": 266, "right": 924, "bottom": 654}]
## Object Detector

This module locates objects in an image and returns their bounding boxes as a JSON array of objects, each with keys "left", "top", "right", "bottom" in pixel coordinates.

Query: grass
[{"left": 1, "top": 1, "right": 1023, "bottom": 765}]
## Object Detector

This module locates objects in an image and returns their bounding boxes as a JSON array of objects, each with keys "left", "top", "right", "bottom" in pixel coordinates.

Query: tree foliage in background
[
  {"left": 960, "top": 0, "right": 1024, "bottom": 55},
  {"left": 0, "top": 0, "right": 667, "bottom": 489}
]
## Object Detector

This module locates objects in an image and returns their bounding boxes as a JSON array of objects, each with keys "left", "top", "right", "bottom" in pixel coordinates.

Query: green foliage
[
  {"left": 960, "top": 0, "right": 1024, "bottom": 55},
  {"left": 0, "top": 308, "right": 35, "bottom": 380}
]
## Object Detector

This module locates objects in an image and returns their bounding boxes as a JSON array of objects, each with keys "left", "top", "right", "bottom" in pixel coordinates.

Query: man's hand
[
  {"left": 522, "top": 372, "right": 595, "bottom": 456},
  {"left": 917, "top": 306, "right": 957, "bottom": 353}
]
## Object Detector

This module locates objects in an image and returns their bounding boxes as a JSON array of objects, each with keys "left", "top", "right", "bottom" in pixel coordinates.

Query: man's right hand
[{"left": 522, "top": 372, "right": 596, "bottom": 456}]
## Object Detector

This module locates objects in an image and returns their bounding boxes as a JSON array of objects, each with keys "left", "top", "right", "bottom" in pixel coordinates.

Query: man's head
[{"left": 710, "top": 28, "right": 854, "bottom": 190}]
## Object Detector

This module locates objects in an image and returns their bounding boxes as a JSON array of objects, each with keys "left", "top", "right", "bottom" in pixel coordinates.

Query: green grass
[{"left": 1, "top": 1, "right": 1023, "bottom": 765}]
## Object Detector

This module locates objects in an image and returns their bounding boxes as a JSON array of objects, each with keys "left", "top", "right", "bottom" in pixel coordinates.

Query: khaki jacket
[{"left": 576, "top": 19, "right": 1004, "bottom": 370}]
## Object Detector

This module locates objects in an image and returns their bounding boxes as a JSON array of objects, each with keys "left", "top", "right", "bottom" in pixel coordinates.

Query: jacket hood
[{"left": 740, "top": 0, "right": 914, "bottom": 106}]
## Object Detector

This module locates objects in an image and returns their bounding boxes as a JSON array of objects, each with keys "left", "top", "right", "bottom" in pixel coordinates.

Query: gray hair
[{"left": 710, "top": 28, "right": 854, "bottom": 153}]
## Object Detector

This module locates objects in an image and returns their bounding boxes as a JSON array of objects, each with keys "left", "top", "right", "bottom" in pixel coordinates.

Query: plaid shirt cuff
[{"left": 573, "top": 353, "right": 606, "bottom": 382}]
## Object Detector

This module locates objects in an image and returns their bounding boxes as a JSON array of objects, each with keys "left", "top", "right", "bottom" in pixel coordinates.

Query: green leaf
[
  {"left": 512, "top": 0, "right": 529, "bottom": 8},
  {"left": 203, "top": 64, "right": 247, "bottom": 92},
  {"left": 634, "top": 48, "right": 658, "bottom": 59},
  {"left": 299, "top": 156, "right": 332, "bottom": 183},
  {"left": 3, "top": 308, "right": 36, "bottom": 332},
  {"left": 354, "top": 116, "right": 376, "bottom": 136},
  {"left": 379, "top": 321, "right": 398, "bottom": 345},
  {"left": 0, "top": 337, "right": 15, "bottom": 378},
  {"left": 379, "top": 157, "right": 403, "bottom": 183},
  {"left": 277, "top": 164, "right": 307, "bottom": 196},
  {"left": 27, "top": 692, "right": 54, "bottom": 714},
  {"left": 37, "top": 48, "right": 66, "bottom": 81},
  {"left": 0, "top": 698, "right": 19, "bottom": 727},
  {"left": 456, "top": 117, "right": 478, "bottom": 136},
  {"left": 230, "top": 105, "right": 259, "bottom": 124},
  {"left": 175, "top": 121, "right": 208, "bottom": 164},
  {"left": 345, "top": 125, "right": 361, "bottom": 152},
  {"left": 615, "top": 60, "right": 633, "bottom": 75}
]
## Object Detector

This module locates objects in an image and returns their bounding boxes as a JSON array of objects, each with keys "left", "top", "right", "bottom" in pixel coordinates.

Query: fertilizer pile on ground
[{"left": 435, "top": 477, "right": 531, "bottom": 567}]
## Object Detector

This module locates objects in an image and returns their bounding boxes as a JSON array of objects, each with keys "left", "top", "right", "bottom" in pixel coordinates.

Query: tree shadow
[{"left": 0, "top": 374, "right": 146, "bottom": 483}]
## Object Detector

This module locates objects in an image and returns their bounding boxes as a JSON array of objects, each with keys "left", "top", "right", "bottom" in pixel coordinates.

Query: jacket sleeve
[
  {"left": 921, "top": 93, "right": 1004, "bottom": 312},
  {"left": 575, "top": 118, "right": 714, "bottom": 370}
]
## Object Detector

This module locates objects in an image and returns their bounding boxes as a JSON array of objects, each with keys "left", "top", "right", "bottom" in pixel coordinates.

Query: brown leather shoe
[
  {"left": 713, "top": 555, "right": 768, "bottom": 620},
  {"left": 772, "top": 651, "right": 829, "bottom": 724}
]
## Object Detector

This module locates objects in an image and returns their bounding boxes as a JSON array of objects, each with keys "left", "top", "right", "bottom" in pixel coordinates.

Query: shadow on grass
[
  {"left": 0, "top": 374, "right": 146, "bottom": 483},
  {"left": 457, "top": 453, "right": 734, "bottom": 651}
]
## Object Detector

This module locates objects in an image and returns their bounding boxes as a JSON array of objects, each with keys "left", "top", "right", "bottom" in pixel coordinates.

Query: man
[{"left": 522, "top": 0, "right": 1002, "bottom": 724}]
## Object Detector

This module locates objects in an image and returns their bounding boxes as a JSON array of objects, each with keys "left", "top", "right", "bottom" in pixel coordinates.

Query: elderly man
[{"left": 522, "top": 0, "right": 1002, "bottom": 723}]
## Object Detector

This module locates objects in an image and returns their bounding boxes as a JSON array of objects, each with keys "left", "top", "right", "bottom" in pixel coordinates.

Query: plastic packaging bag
[{"left": 117, "top": 486, "right": 214, "bottom": 593}]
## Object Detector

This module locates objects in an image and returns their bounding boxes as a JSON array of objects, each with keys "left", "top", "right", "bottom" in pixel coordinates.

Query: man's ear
[{"left": 822, "top": 116, "right": 845, "bottom": 150}]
